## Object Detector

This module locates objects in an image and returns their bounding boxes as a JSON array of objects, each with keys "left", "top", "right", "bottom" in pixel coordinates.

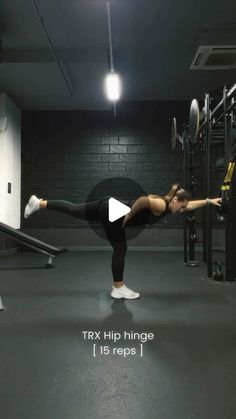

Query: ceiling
[{"left": 0, "top": 0, "right": 236, "bottom": 110}]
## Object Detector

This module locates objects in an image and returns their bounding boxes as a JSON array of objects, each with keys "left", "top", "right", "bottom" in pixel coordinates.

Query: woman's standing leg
[{"left": 102, "top": 220, "right": 140, "bottom": 299}]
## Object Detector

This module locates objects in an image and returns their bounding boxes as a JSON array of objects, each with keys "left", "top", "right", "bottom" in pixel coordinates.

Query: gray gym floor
[{"left": 0, "top": 250, "right": 236, "bottom": 419}]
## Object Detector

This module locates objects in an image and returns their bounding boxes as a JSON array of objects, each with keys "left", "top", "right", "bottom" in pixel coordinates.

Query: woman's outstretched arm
[{"left": 185, "top": 197, "right": 222, "bottom": 211}]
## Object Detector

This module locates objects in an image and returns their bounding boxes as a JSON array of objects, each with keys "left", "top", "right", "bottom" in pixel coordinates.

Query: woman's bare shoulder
[{"left": 148, "top": 196, "right": 166, "bottom": 215}]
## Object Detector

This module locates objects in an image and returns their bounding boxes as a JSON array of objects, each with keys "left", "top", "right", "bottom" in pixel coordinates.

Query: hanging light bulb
[
  {"left": 104, "top": 71, "right": 121, "bottom": 101},
  {"left": 104, "top": 1, "right": 122, "bottom": 109}
]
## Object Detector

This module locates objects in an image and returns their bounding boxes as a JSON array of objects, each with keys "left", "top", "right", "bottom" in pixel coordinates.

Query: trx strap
[
  {"left": 220, "top": 161, "right": 235, "bottom": 205},
  {"left": 217, "top": 142, "right": 236, "bottom": 220}
]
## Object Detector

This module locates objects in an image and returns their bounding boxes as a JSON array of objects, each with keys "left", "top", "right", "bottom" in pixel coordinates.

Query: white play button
[{"left": 108, "top": 198, "right": 131, "bottom": 222}]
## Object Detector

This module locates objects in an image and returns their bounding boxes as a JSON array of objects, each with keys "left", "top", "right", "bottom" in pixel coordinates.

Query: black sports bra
[{"left": 125, "top": 198, "right": 170, "bottom": 226}]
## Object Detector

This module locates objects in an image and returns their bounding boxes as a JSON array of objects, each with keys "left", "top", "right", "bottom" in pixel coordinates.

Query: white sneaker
[
  {"left": 111, "top": 285, "right": 140, "bottom": 300},
  {"left": 24, "top": 195, "right": 41, "bottom": 218}
]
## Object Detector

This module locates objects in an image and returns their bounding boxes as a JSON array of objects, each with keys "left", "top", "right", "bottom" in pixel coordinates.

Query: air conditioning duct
[{"left": 190, "top": 45, "right": 236, "bottom": 70}]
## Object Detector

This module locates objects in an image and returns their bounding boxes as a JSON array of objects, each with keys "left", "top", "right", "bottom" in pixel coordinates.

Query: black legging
[{"left": 47, "top": 197, "right": 127, "bottom": 282}]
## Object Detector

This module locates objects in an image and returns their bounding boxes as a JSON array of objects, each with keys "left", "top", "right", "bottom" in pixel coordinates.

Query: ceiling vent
[{"left": 190, "top": 45, "right": 236, "bottom": 70}]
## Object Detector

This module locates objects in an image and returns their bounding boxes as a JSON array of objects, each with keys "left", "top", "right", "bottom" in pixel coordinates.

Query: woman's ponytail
[{"left": 164, "top": 184, "right": 180, "bottom": 202}]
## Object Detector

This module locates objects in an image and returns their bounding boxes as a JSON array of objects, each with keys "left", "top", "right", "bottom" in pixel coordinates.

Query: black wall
[{"left": 21, "top": 101, "right": 191, "bottom": 229}]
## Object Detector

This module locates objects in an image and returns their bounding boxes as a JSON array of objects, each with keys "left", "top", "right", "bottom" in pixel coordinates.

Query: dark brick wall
[{"left": 21, "top": 101, "right": 192, "bottom": 229}]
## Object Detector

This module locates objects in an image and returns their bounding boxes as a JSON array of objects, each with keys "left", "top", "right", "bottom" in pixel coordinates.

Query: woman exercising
[{"left": 24, "top": 184, "right": 221, "bottom": 300}]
